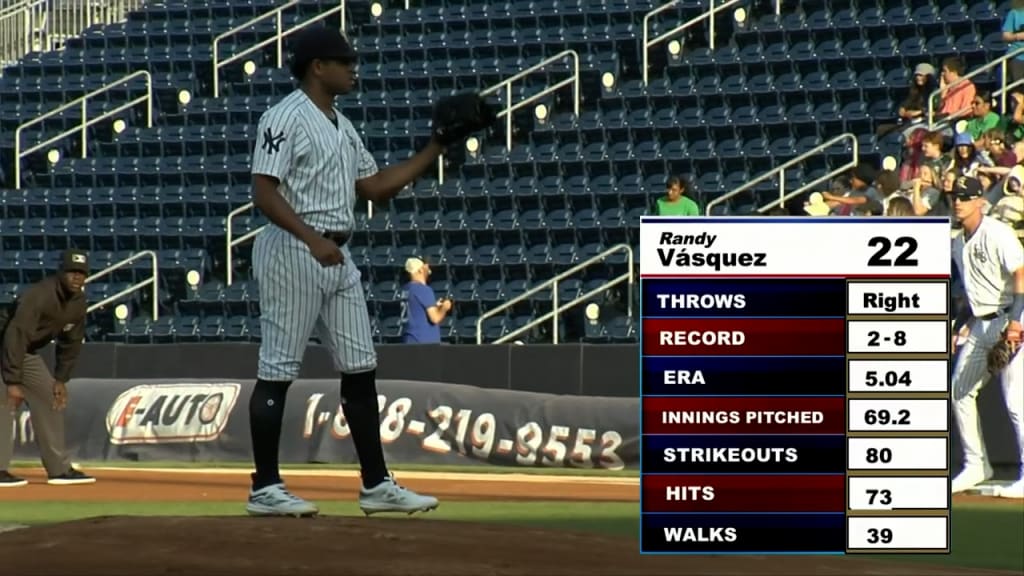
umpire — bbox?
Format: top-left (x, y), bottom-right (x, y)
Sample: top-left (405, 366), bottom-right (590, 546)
top-left (0, 249), bottom-right (95, 486)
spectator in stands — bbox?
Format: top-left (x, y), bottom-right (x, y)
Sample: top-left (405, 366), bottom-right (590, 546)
top-left (877, 63), bottom-right (938, 138)
top-left (937, 57), bottom-right (976, 122)
top-left (851, 199), bottom-right (884, 216)
top-left (976, 129), bottom-right (1019, 187)
top-left (886, 196), bottom-right (915, 216)
top-left (1003, 0), bottom-right (1024, 84)
top-left (926, 169), bottom-right (958, 218)
top-left (965, 90), bottom-right (1005, 141)
top-left (920, 130), bottom-right (949, 175)
top-left (1007, 92), bottom-right (1024, 141)
top-left (653, 176), bottom-right (700, 216)
top-left (903, 129), bottom-right (949, 181)
top-left (875, 169), bottom-right (902, 214)
top-left (823, 164), bottom-right (881, 215)
top-left (401, 258), bottom-right (451, 344)
top-left (905, 165), bottom-right (943, 216)
top-left (948, 132), bottom-right (991, 177)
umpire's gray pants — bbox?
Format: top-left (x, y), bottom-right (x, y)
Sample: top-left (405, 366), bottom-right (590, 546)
top-left (0, 354), bottom-right (71, 476)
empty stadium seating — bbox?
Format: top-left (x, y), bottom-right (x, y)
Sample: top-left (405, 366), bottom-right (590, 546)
top-left (0, 0), bottom-right (1015, 343)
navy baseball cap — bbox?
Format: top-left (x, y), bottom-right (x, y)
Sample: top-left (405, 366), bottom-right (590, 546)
top-left (289, 26), bottom-right (358, 78)
top-left (953, 176), bottom-right (985, 199)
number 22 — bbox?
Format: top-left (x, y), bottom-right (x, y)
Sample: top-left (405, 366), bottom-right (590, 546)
top-left (867, 236), bottom-right (918, 267)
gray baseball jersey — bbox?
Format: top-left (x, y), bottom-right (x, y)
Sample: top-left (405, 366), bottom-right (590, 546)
top-left (249, 89), bottom-right (379, 380)
top-left (950, 217), bottom-right (1024, 476)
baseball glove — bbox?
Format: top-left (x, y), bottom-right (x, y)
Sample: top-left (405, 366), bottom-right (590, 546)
top-left (431, 91), bottom-right (496, 147)
top-left (987, 333), bottom-right (1020, 376)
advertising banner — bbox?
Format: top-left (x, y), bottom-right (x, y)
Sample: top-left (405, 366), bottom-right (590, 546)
top-left (9, 379), bottom-right (639, 470)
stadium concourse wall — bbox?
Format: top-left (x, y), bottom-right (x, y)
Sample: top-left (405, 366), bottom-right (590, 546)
top-left (9, 343), bottom-right (1022, 476)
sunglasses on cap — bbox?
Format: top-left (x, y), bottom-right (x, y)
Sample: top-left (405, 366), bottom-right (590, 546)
top-left (953, 192), bottom-right (982, 202)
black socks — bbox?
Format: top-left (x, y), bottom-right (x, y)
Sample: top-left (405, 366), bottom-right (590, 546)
top-left (341, 369), bottom-right (390, 489)
top-left (249, 378), bottom-right (290, 491)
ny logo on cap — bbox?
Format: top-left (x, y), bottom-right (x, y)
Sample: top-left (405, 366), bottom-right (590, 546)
top-left (72, 254), bottom-right (86, 264)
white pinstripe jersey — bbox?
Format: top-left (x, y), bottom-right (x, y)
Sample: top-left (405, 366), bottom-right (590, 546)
top-left (250, 89), bottom-right (378, 231)
top-left (953, 217), bottom-right (1024, 318)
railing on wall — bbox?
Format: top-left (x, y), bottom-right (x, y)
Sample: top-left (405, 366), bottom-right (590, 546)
top-left (641, 0), bottom-right (742, 85)
top-left (225, 202), bottom-right (263, 286)
top-left (0, 0), bottom-right (144, 74)
top-left (85, 250), bottom-right (160, 320)
top-left (756, 148), bottom-right (862, 214)
top-left (927, 45), bottom-right (1024, 131)
top-left (13, 69), bottom-right (153, 189)
top-left (211, 0), bottom-right (345, 98)
top-left (476, 244), bottom-right (634, 345)
top-left (436, 50), bottom-right (580, 184)
top-left (704, 133), bottom-right (859, 215)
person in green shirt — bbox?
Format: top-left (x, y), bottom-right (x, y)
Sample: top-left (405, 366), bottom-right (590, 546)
top-left (654, 176), bottom-right (700, 216)
top-left (965, 90), bottom-right (1006, 141)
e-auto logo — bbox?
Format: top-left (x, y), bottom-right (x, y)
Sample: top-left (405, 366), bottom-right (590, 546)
top-left (105, 383), bottom-right (241, 445)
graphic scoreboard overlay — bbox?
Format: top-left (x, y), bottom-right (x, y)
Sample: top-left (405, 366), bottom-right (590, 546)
top-left (638, 217), bottom-right (952, 555)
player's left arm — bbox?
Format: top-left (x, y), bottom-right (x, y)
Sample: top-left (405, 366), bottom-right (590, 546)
top-left (999, 229), bottom-right (1024, 338)
top-left (53, 306), bottom-right (86, 384)
top-left (355, 138), bottom-right (445, 204)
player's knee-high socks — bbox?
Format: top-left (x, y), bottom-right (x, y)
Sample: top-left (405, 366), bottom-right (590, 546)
top-left (250, 379), bottom-right (291, 490)
top-left (341, 369), bottom-right (390, 489)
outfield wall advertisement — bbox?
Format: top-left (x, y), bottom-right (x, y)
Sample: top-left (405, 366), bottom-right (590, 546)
top-left (10, 379), bottom-right (639, 470)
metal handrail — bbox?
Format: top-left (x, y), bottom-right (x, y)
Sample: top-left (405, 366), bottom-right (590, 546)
top-left (755, 149), bottom-right (862, 214)
top-left (13, 69), bottom-right (153, 189)
top-left (0, 0), bottom-right (45, 71)
top-left (438, 50), bottom-right (580, 183)
top-left (212, 0), bottom-right (345, 98)
top-left (226, 202), bottom-right (264, 286)
top-left (85, 250), bottom-right (160, 320)
top-left (1, 0), bottom-right (143, 75)
top-left (928, 45), bottom-right (1024, 130)
top-left (475, 244), bottom-right (635, 345)
top-left (642, 0), bottom-right (742, 85)
top-left (705, 133), bottom-right (858, 215)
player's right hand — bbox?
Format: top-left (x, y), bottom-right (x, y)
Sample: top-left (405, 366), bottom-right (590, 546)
top-left (6, 385), bottom-right (25, 411)
top-left (306, 236), bottom-right (344, 267)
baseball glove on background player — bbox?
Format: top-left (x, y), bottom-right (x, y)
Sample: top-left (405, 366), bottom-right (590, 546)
top-left (987, 330), bottom-right (1021, 376)
top-left (432, 91), bottom-right (496, 147)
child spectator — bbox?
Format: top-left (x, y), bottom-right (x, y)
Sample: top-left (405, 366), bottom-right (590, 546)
top-left (886, 196), bottom-right (915, 216)
top-left (653, 176), bottom-right (700, 216)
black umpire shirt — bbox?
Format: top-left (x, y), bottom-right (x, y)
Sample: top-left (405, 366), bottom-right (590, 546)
top-left (0, 275), bottom-right (87, 386)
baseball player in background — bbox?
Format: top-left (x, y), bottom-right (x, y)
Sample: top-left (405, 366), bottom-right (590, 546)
top-left (245, 26), bottom-right (493, 516)
top-left (950, 176), bottom-right (1024, 498)
top-left (0, 249), bottom-right (95, 486)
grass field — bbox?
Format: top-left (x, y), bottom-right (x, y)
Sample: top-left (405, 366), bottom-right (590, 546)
top-left (4, 461), bottom-right (1021, 573)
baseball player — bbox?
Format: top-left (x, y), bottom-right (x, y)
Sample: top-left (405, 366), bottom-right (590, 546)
top-left (950, 176), bottom-right (1024, 498)
top-left (244, 26), bottom-right (493, 516)
top-left (0, 249), bottom-right (95, 486)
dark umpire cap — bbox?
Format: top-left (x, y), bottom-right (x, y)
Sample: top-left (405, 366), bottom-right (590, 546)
top-left (61, 249), bottom-right (89, 274)
top-left (953, 176), bottom-right (985, 199)
top-left (289, 26), bottom-right (358, 78)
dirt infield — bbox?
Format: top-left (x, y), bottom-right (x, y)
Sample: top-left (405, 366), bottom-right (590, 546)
top-left (0, 467), bottom-right (1019, 576)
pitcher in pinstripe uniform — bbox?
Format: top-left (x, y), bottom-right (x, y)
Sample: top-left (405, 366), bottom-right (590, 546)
top-left (244, 26), bottom-right (444, 517)
top-left (950, 176), bottom-right (1024, 499)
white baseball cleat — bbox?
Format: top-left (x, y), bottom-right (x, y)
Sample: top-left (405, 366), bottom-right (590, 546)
top-left (995, 479), bottom-right (1024, 499)
top-left (246, 483), bottom-right (319, 517)
top-left (359, 476), bottom-right (439, 516)
top-left (951, 463), bottom-right (993, 494)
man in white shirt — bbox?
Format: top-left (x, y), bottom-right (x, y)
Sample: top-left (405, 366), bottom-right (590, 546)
top-left (950, 176), bottom-right (1024, 498)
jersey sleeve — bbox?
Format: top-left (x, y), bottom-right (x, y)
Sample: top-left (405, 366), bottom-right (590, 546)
top-left (251, 108), bottom-right (298, 181)
top-left (356, 135), bottom-right (379, 180)
top-left (997, 223), bottom-right (1024, 274)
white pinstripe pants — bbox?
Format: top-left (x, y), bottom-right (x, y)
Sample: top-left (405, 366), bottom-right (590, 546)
top-left (952, 313), bottom-right (1024, 474)
top-left (252, 226), bottom-right (377, 381)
